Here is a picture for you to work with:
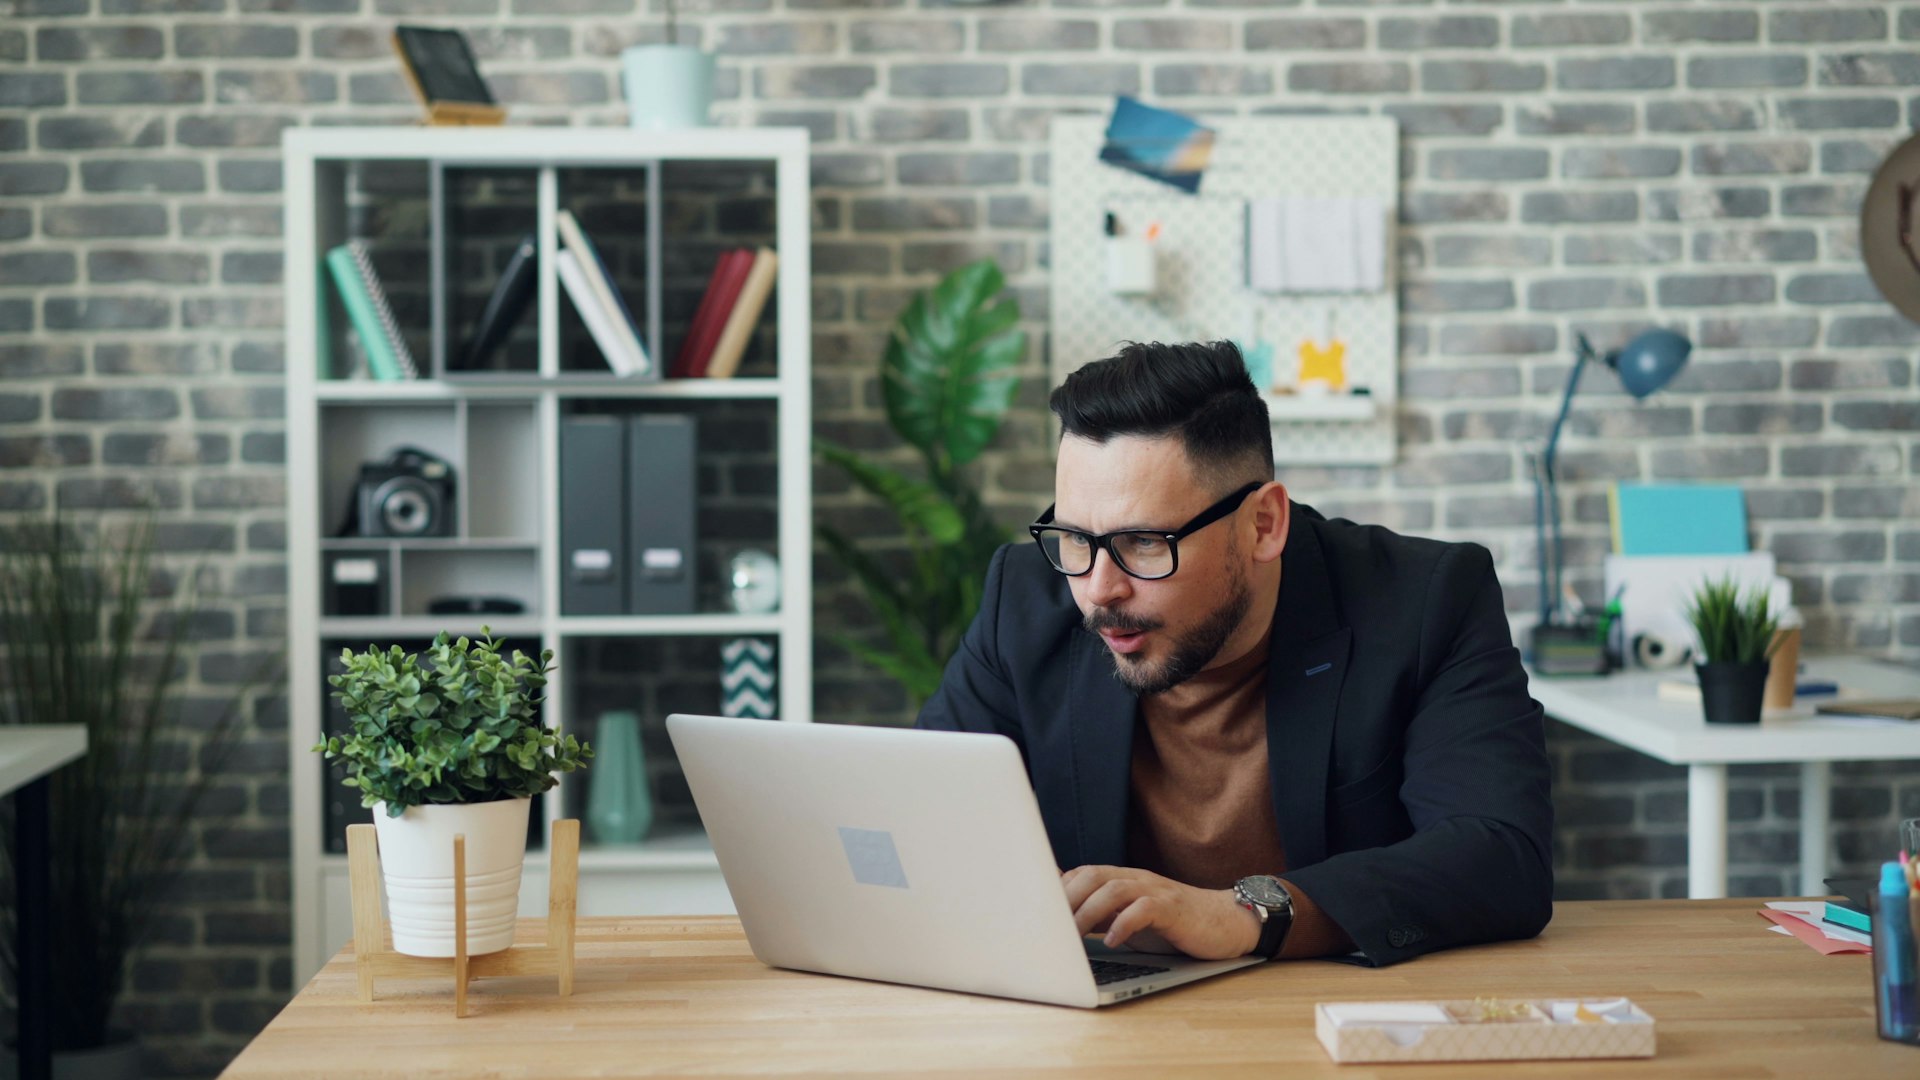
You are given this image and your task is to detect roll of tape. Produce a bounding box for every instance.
[1633,632,1689,670]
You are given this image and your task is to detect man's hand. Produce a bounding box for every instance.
[1061,865,1261,960]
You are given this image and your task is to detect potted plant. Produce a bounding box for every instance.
[813,259,1026,706]
[315,631,590,957]
[1685,577,1781,725]
[0,512,263,1080]
[620,0,714,129]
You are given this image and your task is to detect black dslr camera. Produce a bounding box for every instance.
[352,446,455,538]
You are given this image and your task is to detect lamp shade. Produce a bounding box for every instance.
[1608,328,1691,399]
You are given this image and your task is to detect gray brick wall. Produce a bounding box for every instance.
[4,1,1920,1072]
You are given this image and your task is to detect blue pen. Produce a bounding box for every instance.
[1878,861,1918,1043]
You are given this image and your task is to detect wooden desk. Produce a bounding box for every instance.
[225,900,1916,1078]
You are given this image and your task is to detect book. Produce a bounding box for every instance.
[673,247,754,379]
[1609,484,1747,556]
[325,242,417,381]
[703,247,777,380]
[556,210,650,376]
[1814,698,1920,721]
[455,231,536,372]
[557,248,636,376]
[1823,901,1870,934]
[672,250,732,380]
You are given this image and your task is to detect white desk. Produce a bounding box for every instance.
[1,725,87,1080]
[1527,658,1920,900]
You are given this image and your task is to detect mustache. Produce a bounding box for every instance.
[1083,608,1162,635]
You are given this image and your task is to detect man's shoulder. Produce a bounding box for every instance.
[1297,503,1493,600]
[991,540,1081,612]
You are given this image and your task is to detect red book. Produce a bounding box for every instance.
[673,248,754,379]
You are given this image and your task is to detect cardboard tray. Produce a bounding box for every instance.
[1316,999,1656,1064]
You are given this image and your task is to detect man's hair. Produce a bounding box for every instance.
[1049,340,1274,490]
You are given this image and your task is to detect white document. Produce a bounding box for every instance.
[1246,198,1286,291]
[1603,553,1781,662]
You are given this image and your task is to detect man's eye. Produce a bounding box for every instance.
[1062,533,1091,550]
[1122,534,1162,553]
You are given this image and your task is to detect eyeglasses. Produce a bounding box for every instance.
[1028,482,1263,581]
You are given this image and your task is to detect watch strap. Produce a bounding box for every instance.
[1252,901,1290,959]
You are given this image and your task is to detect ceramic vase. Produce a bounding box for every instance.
[620,44,714,129]
[586,710,653,845]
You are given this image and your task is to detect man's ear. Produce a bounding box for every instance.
[1249,481,1290,564]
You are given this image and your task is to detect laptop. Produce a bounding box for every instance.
[666,713,1264,1008]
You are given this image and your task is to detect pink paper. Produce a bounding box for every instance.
[1757,909,1871,955]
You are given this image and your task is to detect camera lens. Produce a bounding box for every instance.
[374,477,438,537]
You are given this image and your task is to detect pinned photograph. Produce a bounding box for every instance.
[1098,96,1215,194]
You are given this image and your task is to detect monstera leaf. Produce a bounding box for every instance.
[814,259,1027,708]
[881,259,1024,477]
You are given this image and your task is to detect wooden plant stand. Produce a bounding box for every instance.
[345,818,579,1018]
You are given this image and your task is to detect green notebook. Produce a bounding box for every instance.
[324,243,411,381]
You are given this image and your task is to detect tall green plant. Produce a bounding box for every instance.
[1684,576,1781,665]
[815,259,1026,705]
[0,514,263,1053]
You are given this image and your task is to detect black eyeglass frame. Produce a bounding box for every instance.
[1027,481,1265,581]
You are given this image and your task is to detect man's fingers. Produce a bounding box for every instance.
[1103,895,1163,948]
[1062,865,1122,910]
[1072,878,1141,936]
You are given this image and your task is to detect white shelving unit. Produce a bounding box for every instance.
[284,127,811,980]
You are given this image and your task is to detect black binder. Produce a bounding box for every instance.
[561,416,627,615]
[626,414,697,614]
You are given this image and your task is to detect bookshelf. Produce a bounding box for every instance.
[283,127,811,980]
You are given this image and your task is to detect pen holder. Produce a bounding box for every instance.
[1871,890,1920,1045]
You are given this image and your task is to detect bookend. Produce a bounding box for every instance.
[345,818,579,1018]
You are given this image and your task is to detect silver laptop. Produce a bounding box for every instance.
[667,714,1263,1007]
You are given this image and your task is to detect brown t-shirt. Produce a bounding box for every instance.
[1126,628,1354,959]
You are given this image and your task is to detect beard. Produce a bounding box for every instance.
[1083,561,1254,697]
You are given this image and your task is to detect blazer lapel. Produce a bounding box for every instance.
[1068,629,1136,868]
[1265,512,1351,871]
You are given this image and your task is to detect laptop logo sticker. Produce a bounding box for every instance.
[838,826,910,889]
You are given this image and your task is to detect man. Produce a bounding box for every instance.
[917,341,1552,966]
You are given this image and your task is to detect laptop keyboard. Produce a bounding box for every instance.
[1089,958,1172,986]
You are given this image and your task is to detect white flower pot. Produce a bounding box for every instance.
[371,797,530,958]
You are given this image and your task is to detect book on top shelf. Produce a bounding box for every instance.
[704,247,777,380]
[672,247,755,379]
[454,232,536,373]
[324,241,418,381]
[557,209,653,378]
[556,247,639,376]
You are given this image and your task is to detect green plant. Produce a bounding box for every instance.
[814,259,1026,706]
[316,632,591,816]
[1684,577,1781,665]
[0,513,262,1053]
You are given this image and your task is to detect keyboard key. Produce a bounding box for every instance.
[1089,958,1171,985]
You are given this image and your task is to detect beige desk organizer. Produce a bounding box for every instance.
[345,819,579,1018]
[1316,998,1656,1064]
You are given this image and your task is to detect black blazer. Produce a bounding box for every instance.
[916,501,1554,966]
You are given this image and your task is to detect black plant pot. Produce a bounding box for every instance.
[1696,661,1769,725]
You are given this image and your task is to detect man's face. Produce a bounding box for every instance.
[1052,434,1257,696]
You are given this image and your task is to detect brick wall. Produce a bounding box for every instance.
[4,1,1919,1073]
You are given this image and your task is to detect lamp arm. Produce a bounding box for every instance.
[1536,340,1596,626]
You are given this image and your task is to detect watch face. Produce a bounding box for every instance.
[1240,875,1289,908]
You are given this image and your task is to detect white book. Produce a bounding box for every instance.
[557,248,637,376]
[556,210,650,376]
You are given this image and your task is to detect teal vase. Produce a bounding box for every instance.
[585,710,653,845]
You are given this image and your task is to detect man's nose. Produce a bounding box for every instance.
[1083,547,1133,607]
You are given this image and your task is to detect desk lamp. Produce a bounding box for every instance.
[1531,328,1691,671]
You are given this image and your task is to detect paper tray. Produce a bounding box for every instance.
[1316,998,1656,1064]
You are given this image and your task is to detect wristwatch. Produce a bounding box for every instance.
[1233,875,1295,960]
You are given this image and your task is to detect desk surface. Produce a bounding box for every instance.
[0,725,85,796]
[224,900,1915,1078]
[1528,657,1920,764]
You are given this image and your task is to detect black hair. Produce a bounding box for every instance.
[1048,340,1274,489]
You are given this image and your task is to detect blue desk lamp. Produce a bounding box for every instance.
[1534,328,1692,636]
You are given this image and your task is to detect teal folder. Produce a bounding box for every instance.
[1823,901,1870,934]
[1608,484,1748,556]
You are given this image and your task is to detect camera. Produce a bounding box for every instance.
[354,446,455,538]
